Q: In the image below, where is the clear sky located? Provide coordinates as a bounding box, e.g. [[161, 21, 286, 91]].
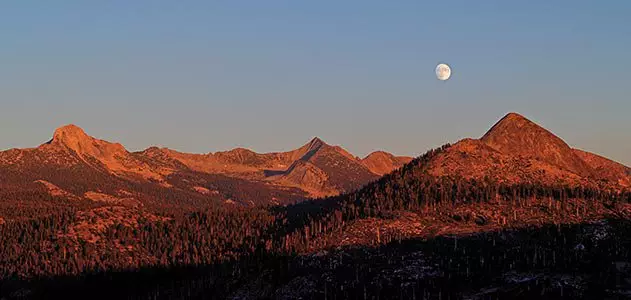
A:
[[1, 1, 630, 165]]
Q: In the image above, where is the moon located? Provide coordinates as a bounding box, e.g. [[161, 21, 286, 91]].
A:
[[435, 63, 451, 81]]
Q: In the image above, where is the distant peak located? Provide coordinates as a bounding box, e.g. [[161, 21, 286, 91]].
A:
[[144, 146, 162, 152], [53, 124, 89, 140], [44, 124, 127, 156], [48, 124, 92, 146], [214, 147, 258, 158], [364, 151, 392, 159], [308, 137, 326, 146], [142, 146, 169, 154], [300, 137, 327, 152], [231, 147, 255, 153], [482, 112, 536, 140], [480, 112, 594, 177], [362, 150, 411, 175], [503, 112, 528, 121]]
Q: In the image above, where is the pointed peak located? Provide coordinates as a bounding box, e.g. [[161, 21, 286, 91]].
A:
[[502, 112, 528, 121], [479, 113, 594, 177], [308, 137, 326, 146], [482, 112, 539, 140], [298, 137, 328, 153], [490, 112, 532, 128], [290, 136, 339, 162]]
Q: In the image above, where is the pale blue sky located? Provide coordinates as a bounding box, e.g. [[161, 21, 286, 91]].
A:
[[1, 1, 630, 165]]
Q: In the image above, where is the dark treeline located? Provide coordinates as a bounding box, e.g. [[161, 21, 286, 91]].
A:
[[0, 145, 630, 298], [2, 219, 630, 299]]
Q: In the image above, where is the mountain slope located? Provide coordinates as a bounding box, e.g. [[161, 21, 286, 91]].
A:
[[0, 125, 309, 210], [2, 126, 406, 207], [271, 138, 379, 196], [480, 113, 594, 177], [1, 119, 630, 299], [40, 124, 173, 182], [362, 151, 413, 175], [573, 149, 631, 187], [275, 114, 631, 254], [139, 137, 384, 196], [2, 113, 627, 212], [426, 113, 629, 188], [139, 137, 332, 179]]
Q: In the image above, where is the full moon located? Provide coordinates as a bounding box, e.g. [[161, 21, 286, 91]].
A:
[[435, 63, 451, 81]]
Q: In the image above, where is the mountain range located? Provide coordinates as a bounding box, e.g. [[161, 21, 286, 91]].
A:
[[0, 112, 628, 214], [0, 124, 412, 210], [1, 112, 630, 299]]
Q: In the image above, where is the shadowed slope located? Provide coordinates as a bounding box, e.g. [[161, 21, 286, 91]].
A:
[[273, 138, 379, 196], [573, 149, 631, 187]]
